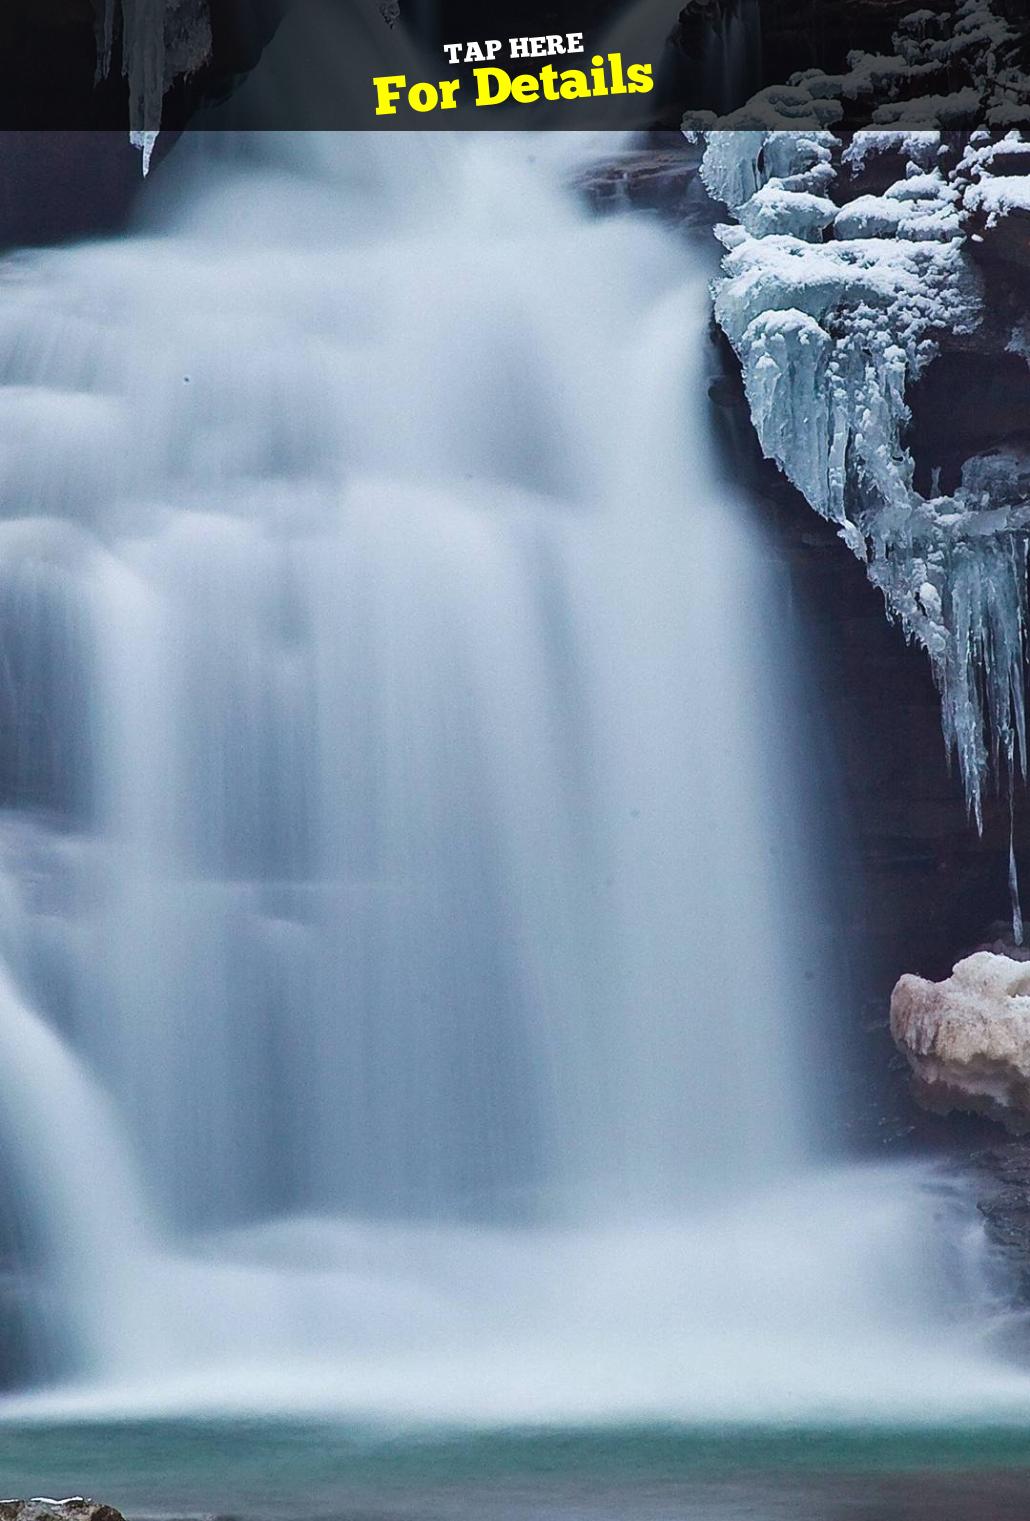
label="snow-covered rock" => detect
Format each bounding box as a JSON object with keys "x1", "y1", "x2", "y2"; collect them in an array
[
  {"x1": 739, "y1": 183, "x2": 837, "y2": 241},
  {"x1": 975, "y1": 186, "x2": 1030, "y2": 231},
  {"x1": 684, "y1": 0, "x2": 1028, "y2": 132},
  {"x1": 891, "y1": 952, "x2": 1030, "y2": 1127},
  {"x1": 832, "y1": 193, "x2": 908, "y2": 239},
  {"x1": 0, "y1": 1504, "x2": 125, "y2": 1521}
]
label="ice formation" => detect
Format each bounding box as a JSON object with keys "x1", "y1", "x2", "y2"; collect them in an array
[
  {"x1": 97, "y1": 0, "x2": 404, "y2": 167},
  {"x1": 699, "y1": 122, "x2": 1030, "y2": 860},
  {"x1": 96, "y1": 0, "x2": 213, "y2": 170}
]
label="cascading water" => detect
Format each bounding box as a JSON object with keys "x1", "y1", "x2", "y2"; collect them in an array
[{"x1": 0, "y1": 129, "x2": 1028, "y2": 1423}]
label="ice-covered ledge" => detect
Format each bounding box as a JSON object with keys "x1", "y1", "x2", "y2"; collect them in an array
[{"x1": 696, "y1": 123, "x2": 1030, "y2": 835}]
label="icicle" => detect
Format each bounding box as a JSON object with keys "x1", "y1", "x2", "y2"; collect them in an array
[
  {"x1": 95, "y1": 0, "x2": 117, "y2": 82},
  {"x1": 95, "y1": 1, "x2": 213, "y2": 172},
  {"x1": 130, "y1": 129, "x2": 159, "y2": 177},
  {"x1": 1010, "y1": 795, "x2": 1024, "y2": 946}
]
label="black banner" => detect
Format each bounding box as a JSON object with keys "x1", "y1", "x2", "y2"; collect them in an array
[{"x1": 1, "y1": 0, "x2": 1028, "y2": 131}]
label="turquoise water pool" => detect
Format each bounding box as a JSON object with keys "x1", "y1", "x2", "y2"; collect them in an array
[{"x1": 2, "y1": 1421, "x2": 1030, "y2": 1519}]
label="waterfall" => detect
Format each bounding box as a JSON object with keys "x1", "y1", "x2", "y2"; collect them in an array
[{"x1": 0, "y1": 131, "x2": 1027, "y2": 1424}]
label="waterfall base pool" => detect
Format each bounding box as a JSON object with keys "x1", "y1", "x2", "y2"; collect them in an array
[{"x1": 3, "y1": 1421, "x2": 1030, "y2": 1520}]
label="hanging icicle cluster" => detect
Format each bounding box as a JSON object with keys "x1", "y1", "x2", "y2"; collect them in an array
[
  {"x1": 701, "y1": 127, "x2": 1030, "y2": 938},
  {"x1": 95, "y1": 0, "x2": 213, "y2": 172},
  {"x1": 701, "y1": 129, "x2": 1030, "y2": 837}
]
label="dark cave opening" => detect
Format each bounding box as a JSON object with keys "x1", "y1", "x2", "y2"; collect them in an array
[{"x1": 907, "y1": 349, "x2": 1030, "y2": 499}]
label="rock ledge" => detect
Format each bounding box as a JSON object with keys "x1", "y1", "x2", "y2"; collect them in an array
[{"x1": 891, "y1": 951, "x2": 1030, "y2": 1129}]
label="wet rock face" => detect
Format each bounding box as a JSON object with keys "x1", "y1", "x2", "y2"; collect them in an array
[
  {"x1": 907, "y1": 350, "x2": 1030, "y2": 498},
  {"x1": 891, "y1": 953, "x2": 1030, "y2": 1129},
  {"x1": 975, "y1": 1140, "x2": 1030, "y2": 1249},
  {"x1": 0, "y1": 1, "x2": 107, "y2": 130},
  {"x1": 0, "y1": 133, "x2": 153, "y2": 250},
  {"x1": 0, "y1": 1504, "x2": 125, "y2": 1521}
]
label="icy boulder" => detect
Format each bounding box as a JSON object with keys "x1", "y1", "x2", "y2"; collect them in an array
[
  {"x1": 891, "y1": 952, "x2": 1030, "y2": 1128},
  {"x1": 833, "y1": 172, "x2": 961, "y2": 241}
]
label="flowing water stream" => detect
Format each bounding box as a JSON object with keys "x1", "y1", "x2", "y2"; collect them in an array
[{"x1": 0, "y1": 130, "x2": 1027, "y2": 1429}]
